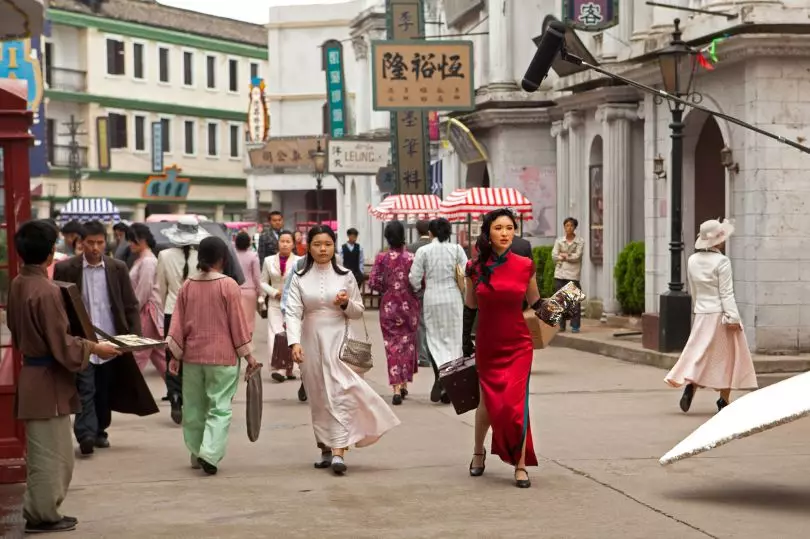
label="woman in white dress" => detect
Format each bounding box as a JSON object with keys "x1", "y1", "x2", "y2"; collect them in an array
[
  {"x1": 409, "y1": 218, "x2": 467, "y2": 404},
  {"x1": 285, "y1": 225, "x2": 400, "y2": 475},
  {"x1": 260, "y1": 230, "x2": 301, "y2": 383}
]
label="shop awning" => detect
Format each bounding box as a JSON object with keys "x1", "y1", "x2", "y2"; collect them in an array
[
  {"x1": 440, "y1": 188, "x2": 533, "y2": 219},
  {"x1": 0, "y1": 0, "x2": 44, "y2": 40},
  {"x1": 368, "y1": 194, "x2": 442, "y2": 221},
  {"x1": 58, "y1": 198, "x2": 121, "y2": 224}
]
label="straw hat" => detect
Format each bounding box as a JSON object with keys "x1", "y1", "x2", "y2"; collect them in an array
[
  {"x1": 161, "y1": 215, "x2": 211, "y2": 247},
  {"x1": 694, "y1": 218, "x2": 735, "y2": 250}
]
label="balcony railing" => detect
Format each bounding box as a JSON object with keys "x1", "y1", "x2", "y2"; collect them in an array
[
  {"x1": 49, "y1": 144, "x2": 88, "y2": 168},
  {"x1": 46, "y1": 67, "x2": 87, "y2": 93}
]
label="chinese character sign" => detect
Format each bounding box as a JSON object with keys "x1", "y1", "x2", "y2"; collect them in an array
[
  {"x1": 0, "y1": 36, "x2": 48, "y2": 177},
  {"x1": 323, "y1": 40, "x2": 347, "y2": 139},
  {"x1": 143, "y1": 165, "x2": 191, "y2": 199},
  {"x1": 562, "y1": 0, "x2": 618, "y2": 32},
  {"x1": 247, "y1": 136, "x2": 327, "y2": 173},
  {"x1": 247, "y1": 78, "x2": 270, "y2": 143},
  {"x1": 372, "y1": 40, "x2": 474, "y2": 112}
]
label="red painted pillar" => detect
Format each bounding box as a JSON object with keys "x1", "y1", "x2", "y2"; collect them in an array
[{"x1": 0, "y1": 79, "x2": 33, "y2": 484}]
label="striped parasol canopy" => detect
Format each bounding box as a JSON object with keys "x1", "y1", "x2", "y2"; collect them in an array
[
  {"x1": 57, "y1": 198, "x2": 121, "y2": 224},
  {"x1": 439, "y1": 188, "x2": 533, "y2": 220},
  {"x1": 368, "y1": 194, "x2": 442, "y2": 221}
]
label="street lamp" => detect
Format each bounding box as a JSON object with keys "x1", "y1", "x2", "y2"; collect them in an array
[
  {"x1": 310, "y1": 140, "x2": 327, "y2": 224},
  {"x1": 46, "y1": 183, "x2": 57, "y2": 218},
  {"x1": 657, "y1": 18, "x2": 699, "y2": 352}
]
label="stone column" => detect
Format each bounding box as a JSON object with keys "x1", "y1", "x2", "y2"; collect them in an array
[
  {"x1": 551, "y1": 120, "x2": 569, "y2": 236},
  {"x1": 351, "y1": 35, "x2": 370, "y2": 134},
  {"x1": 596, "y1": 103, "x2": 637, "y2": 315},
  {"x1": 564, "y1": 111, "x2": 584, "y2": 222},
  {"x1": 619, "y1": 0, "x2": 634, "y2": 43},
  {"x1": 214, "y1": 204, "x2": 225, "y2": 222},
  {"x1": 487, "y1": 0, "x2": 515, "y2": 90},
  {"x1": 632, "y1": 0, "x2": 653, "y2": 40},
  {"x1": 133, "y1": 203, "x2": 147, "y2": 222}
]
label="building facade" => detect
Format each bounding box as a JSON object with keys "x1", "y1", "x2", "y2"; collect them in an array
[
  {"x1": 433, "y1": 0, "x2": 810, "y2": 352},
  {"x1": 33, "y1": 0, "x2": 268, "y2": 221}
]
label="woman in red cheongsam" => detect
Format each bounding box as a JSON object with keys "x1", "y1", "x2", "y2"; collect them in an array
[{"x1": 464, "y1": 208, "x2": 543, "y2": 488}]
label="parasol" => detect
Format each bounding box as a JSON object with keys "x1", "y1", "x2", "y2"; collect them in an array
[
  {"x1": 114, "y1": 222, "x2": 245, "y2": 285},
  {"x1": 660, "y1": 371, "x2": 810, "y2": 465},
  {"x1": 368, "y1": 194, "x2": 442, "y2": 221},
  {"x1": 439, "y1": 188, "x2": 533, "y2": 220}
]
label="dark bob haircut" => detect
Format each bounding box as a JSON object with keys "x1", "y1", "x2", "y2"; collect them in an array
[
  {"x1": 563, "y1": 217, "x2": 579, "y2": 229},
  {"x1": 197, "y1": 236, "x2": 229, "y2": 272},
  {"x1": 384, "y1": 221, "x2": 406, "y2": 249},
  {"x1": 428, "y1": 218, "x2": 452, "y2": 243},
  {"x1": 15, "y1": 219, "x2": 59, "y2": 265},
  {"x1": 235, "y1": 231, "x2": 252, "y2": 251}
]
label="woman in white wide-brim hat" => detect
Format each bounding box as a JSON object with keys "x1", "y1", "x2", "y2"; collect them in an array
[
  {"x1": 665, "y1": 218, "x2": 758, "y2": 413},
  {"x1": 157, "y1": 216, "x2": 211, "y2": 424}
]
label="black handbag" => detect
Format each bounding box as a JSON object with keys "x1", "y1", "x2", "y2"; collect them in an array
[{"x1": 439, "y1": 356, "x2": 480, "y2": 415}]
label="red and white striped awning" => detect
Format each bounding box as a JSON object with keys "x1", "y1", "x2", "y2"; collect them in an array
[
  {"x1": 368, "y1": 194, "x2": 442, "y2": 221},
  {"x1": 440, "y1": 188, "x2": 533, "y2": 219}
]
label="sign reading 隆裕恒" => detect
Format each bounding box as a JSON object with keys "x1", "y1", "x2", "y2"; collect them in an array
[
  {"x1": 327, "y1": 139, "x2": 391, "y2": 175},
  {"x1": 372, "y1": 40, "x2": 475, "y2": 111},
  {"x1": 323, "y1": 40, "x2": 347, "y2": 138},
  {"x1": 562, "y1": 0, "x2": 618, "y2": 32}
]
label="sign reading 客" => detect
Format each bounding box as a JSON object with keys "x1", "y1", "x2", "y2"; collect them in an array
[
  {"x1": 247, "y1": 78, "x2": 270, "y2": 143},
  {"x1": 327, "y1": 139, "x2": 391, "y2": 175},
  {"x1": 247, "y1": 136, "x2": 327, "y2": 174},
  {"x1": 323, "y1": 40, "x2": 347, "y2": 138},
  {"x1": 372, "y1": 40, "x2": 474, "y2": 111},
  {"x1": 562, "y1": 0, "x2": 619, "y2": 32}
]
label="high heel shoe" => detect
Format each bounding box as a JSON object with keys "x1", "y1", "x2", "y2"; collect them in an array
[
  {"x1": 716, "y1": 397, "x2": 729, "y2": 412},
  {"x1": 469, "y1": 451, "x2": 486, "y2": 477},
  {"x1": 680, "y1": 383, "x2": 695, "y2": 413},
  {"x1": 514, "y1": 468, "x2": 531, "y2": 488}
]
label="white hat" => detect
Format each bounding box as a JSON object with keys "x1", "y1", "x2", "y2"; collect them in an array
[
  {"x1": 161, "y1": 215, "x2": 211, "y2": 246},
  {"x1": 695, "y1": 218, "x2": 735, "y2": 250}
]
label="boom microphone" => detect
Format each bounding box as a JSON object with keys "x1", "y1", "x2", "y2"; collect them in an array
[{"x1": 521, "y1": 20, "x2": 567, "y2": 93}]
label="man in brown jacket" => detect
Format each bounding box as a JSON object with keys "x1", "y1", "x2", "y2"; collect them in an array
[
  {"x1": 53, "y1": 220, "x2": 157, "y2": 456},
  {"x1": 8, "y1": 220, "x2": 120, "y2": 534}
]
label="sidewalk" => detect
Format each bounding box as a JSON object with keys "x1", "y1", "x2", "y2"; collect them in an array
[{"x1": 552, "y1": 319, "x2": 810, "y2": 374}]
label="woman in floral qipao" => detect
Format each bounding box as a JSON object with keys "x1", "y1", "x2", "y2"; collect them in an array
[{"x1": 369, "y1": 221, "x2": 420, "y2": 405}]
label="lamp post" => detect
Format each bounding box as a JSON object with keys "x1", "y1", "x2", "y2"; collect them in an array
[
  {"x1": 657, "y1": 18, "x2": 699, "y2": 352},
  {"x1": 310, "y1": 140, "x2": 327, "y2": 224},
  {"x1": 46, "y1": 183, "x2": 57, "y2": 218}
]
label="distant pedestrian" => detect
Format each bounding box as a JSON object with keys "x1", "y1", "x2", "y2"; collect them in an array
[
  {"x1": 260, "y1": 230, "x2": 301, "y2": 382},
  {"x1": 257, "y1": 211, "x2": 284, "y2": 264},
  {"x1": 665, "y1": 219, "x2": 757, "y2": 413},
  {"x1": 59, "y1": 220, "x2": 83, "y2": 255},
  {"x1": 293, "y1": 230, "x2": 307, "y2": 256},
  {"x1": 408, "y1": 218, "x2": 467, "y2": 404},
  {"x1": 551, "y1": 217, "x2": 584, "y2": 332},
  {"x1": 167, "y1": 236, "x2": 258, "y2": 475},
  {"x1": 127, "y1": 223, "x2": 166, "y2": 376},
  {"x1": 369, "y1": 221, "x2": 420, "y2": 405},
  {"x1": 340, "y1": 227, "x2": 365, "y2": 286},
  {"x1": 234, "y1": 231, "x2": 262, "y2": 337},
  {"x1": 285, "y1": 225, "x2": 400, "y2": 474},
  {"x1": 407, "y1": 220, "x2": 431, "y2": 368},
  {"x1": 9, "y1": 220, "x2": 120, "y2": 534}
]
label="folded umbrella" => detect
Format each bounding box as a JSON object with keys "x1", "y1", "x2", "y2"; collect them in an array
[
  {"x1": 660, "y1": 371, "x2": 810, "y2": 465},
  {"x1": 246, "y1": 363, "x2": 263, "y2": 442}
]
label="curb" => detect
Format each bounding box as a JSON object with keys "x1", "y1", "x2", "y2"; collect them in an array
[{"x1": 551, "y1": 333, "x2": 810, "y2": 374}]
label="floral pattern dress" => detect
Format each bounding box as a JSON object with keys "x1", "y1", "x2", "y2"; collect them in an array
[{"x1": 369, "y1": 247, "x2": 420, "y2": 386}]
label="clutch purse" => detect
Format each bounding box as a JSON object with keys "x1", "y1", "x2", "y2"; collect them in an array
[
  {"x1": 339, "y1": 316, "x2": 373, "y2": 374},
  {"x1": 536, "y1": 281, "x2": 586, "y2": 326},
  {"x1": 439, "y1": 356, "x2": 480, "y2": 415},
  {"x1": 245, "y1": 363, "x2": 263, "y2": 442},
  {"x1": 523, "y1": 311, "x2": 560, "y2": 349},
  {"x1": 257, "y1": 298, "x2": 268, "y2": 319},
  {"x1": 271, "y1": 332, "x2": 293, "y2": 371}
]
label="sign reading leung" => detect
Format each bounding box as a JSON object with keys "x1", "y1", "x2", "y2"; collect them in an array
[{"x1": 327, "y1": 139, "x2": 391, "y2": 175}]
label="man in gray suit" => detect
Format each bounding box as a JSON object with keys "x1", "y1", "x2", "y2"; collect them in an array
[{"x1": 407, "y1": 220, "x2": 431, "y2": 367}]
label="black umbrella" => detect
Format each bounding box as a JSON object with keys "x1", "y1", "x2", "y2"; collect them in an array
[{"x1": 115, "y1": 222, "x2": 245, "y2": 285}]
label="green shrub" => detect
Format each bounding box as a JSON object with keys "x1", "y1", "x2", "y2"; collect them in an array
[
  {"x1": 532, "y1": 246, "x2": 555, "y2": 298},
  {"x1": 614, "y1": 241, "x2": 645, "y2": 315}
]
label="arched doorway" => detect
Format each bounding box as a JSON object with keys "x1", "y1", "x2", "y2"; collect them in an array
[{"x1": 683, "y1": 112, "x2": 727, "y2": 258}]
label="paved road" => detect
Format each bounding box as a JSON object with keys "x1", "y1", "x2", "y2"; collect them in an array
[{"x1": 60, "y1": 314, "x2": 807, "y2": 538}]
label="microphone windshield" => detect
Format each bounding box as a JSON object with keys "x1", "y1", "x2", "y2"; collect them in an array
[{"x1": 521, "y1": 21, "x2": 567, "y2": 93}]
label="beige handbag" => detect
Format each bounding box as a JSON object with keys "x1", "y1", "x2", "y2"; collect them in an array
[
  {"x1": 454, "y1": 245, "x2": 466, "y2": 296},
  {"x1": 339, "y1": 315, "x2": 373, "y2": 374}
]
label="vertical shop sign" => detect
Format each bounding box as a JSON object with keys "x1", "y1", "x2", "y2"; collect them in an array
[{"x1": 323, "y1": 40, "x2": 347, "y2": 138}]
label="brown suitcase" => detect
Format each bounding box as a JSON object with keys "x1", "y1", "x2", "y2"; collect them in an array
[
  {"x1": 439, "y1": 356, "x2": 480, "y2": 415},
  {"x1": 524, "y1": 311, "x2": 560, "y2": 350},
  {"x1": 271, "y1": 331, "x2": 293, "y2": 371}
]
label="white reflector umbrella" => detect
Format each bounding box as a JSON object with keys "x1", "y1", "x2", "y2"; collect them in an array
[{"x1": 660, "y1": 371, "x2": 810, "y2": 466}]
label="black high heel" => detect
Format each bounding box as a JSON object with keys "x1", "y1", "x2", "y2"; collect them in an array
[
  {"x1": 680, "y1": 383, "x2": 695, "y2": 413},
  {"x1": 400, "y1": 386, "x2": 408, "y2": 399},
  {"x1": 514, "y1": 467, "x2": 531, "y2": 488},
  {"x1": 716, "y1": 397, "x2": 729, "y2": 412},
  {"x1": 469, "y1": 451, "x2": 486, "y2": 477}
]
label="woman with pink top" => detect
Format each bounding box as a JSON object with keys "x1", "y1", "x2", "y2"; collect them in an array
[
  {"x1": 234, "y1": 231, "x2": 262, "y2": 336},
  {"x1": 167, "y1": 236, "x2": 258, "y2": 475},
  {"x1": 127, "y1": 223, "x2": 166, "y2": 376}
]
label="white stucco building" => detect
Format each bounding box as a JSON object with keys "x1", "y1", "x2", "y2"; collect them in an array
[
  {"x1": 433, "y1": 0, "x2": 810, "y2": 353},
  {"x1": 34, "y1": 0, "x2": 268, "y2": 221}
]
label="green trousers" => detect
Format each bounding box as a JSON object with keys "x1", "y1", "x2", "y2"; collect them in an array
[{"x1": 182, "y1": 362, "x2": 240, "y2": 466}]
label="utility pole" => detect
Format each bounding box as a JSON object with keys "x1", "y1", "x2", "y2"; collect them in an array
[{"x1": 60, "y1": 115, "x2": 86, "y2": 197}]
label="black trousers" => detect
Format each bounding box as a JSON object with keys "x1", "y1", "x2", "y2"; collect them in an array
[
  {"x1": 74, "y1": 361, "x2": 112, "y2": 443},
  {"x1": 164, "y1": 314, "x2": 183, "y2": 403},
  {"x1": 554, "y1": 278, "x2": 582, "y2": 329}
]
